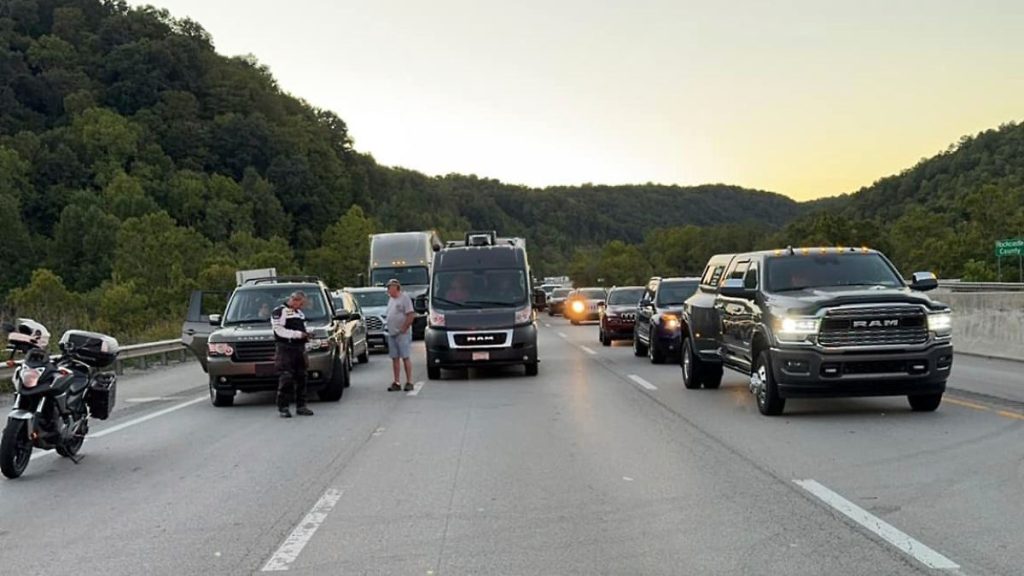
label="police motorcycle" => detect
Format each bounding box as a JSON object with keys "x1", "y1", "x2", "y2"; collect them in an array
[{"x1": 0, "y1": 319, "x2": 119, "y2": 479}]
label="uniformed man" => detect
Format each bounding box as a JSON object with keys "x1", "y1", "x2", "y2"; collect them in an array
[{"x1": 271, "y1": 291, "x2": 314, "y2": 418}]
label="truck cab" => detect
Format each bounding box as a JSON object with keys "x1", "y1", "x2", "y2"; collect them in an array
[{"x1": 368, "y1": 231, "x2": 443, "y2": 339}]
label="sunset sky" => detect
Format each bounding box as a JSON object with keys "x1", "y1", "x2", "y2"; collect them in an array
[{"x1": 144, "y1": 0, "x2": 1023, "y2": 201}]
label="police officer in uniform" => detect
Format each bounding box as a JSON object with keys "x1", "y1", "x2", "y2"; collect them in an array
[{"x1": 271, "y1": 291, "x2": 314, "y2": 418}]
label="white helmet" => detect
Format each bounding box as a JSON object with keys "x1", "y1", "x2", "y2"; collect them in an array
[{"x1": 8, "y1": 319, "x2": 50, "y2": 349}]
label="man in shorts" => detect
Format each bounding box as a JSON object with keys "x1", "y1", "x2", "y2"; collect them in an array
[{"x1": 385, "y1": 279, "x2": 416, "y2": 391}]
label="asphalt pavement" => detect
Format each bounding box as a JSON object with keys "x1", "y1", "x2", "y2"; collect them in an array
[{"x1": 0, "y1": 320, "x2": 1021, "y2": 575}]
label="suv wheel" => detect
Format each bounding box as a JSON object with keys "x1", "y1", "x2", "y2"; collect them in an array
[
  {"x1": 357, "y1": 343, "x2": 369, "y2": 364},
  {"x1": 319, "y1": 356, "x2": 347, "y2": 402},
  {"x1": 209, "y1": 376, "x2": 235, "y2": 407},
  {"x1": 649, "y1": 336, "x2": 666, "y2": 364},
  {"x1": 752, "y1": 351, "x2": 785, "y2": 416},
  {"x1": 908, "y1": 393, "x2": 943, "y2": 412},
  {"x1": 633, "y1": 330, "x2": 648, "y2": 357}
]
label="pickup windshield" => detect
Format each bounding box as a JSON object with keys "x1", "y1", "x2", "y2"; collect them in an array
[
  {"x1": 766, "y1": 253, "x2": 903, "y2": 292},
  {"x1": 608, "y1": 288, "x2": 644, "y2": 305},
  {"x1": 656, "y1": 282, "x2": 698, "y2": 306},
  {"x1": 370, "y1": 267, "x2": 429, "y2": 287},
  {"x1": 223, "y1": 287, "x2": 328, "y2": 325},
  {"x1": 432, "y1": 269, "x2": 527, "y2": 309}
]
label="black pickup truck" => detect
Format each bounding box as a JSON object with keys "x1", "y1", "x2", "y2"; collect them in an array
[{"x1": 680, "y1": 248, "x2": 953, "y2": 416}]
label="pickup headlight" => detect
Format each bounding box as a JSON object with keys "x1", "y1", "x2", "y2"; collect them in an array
[
  {"x1": 515, "y1": 306, "x2": 533, "y2": 324},
  {"x1": 207, "y1": 342, "x2": 234, "y2": 357},
  {"x1": 776, "y1": 316, "x2": 819, "y2": 343},
  {"x1": 928, "y1": 311, "x2": 952, "y2": 336},
  {"x1": 305, "y1": 338, "x2": 331, "y2": 352}
]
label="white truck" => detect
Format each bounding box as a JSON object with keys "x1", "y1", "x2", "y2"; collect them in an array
[{"x1": 367, "y1": 232, "x2": 443, "y2": 339}]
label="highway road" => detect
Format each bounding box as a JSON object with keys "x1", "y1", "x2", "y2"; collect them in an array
[{"x1": 1, "y1": 319, "x2": 1022, "y2": 575}]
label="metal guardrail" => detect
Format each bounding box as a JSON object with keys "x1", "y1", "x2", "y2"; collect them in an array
[
  {"x1": 1, "y1": 339, "x2": 188, "y2": 382},
  {"x1": 937, "y1": 281, "x2": 1024, "y2": 293}
]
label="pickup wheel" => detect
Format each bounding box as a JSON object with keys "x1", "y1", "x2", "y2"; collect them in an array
[
  {"x1": 209, "y1": 376, "x2": 235, "y2": 407},
  {"x1": 702, "y1": 365, "x2": 723, "y2": 390},
  {"x1": 752, "y1": 351, "x2": 785, "y2": 416},
  {"x1": 681, "y1": 337, "x2": 701, "y2": 390},
  {"x1": 633, "y1": 330, "x2": 648, "y2": 357},
  {"x1": 908, "y1": 393, "x2": 943, "y2": 412}
]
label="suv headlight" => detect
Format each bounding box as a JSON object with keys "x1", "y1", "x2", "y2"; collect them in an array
[
  {"x1": 928, "y1": 311, "x2": 952, "y2": 336},
  {"x1": 661, "y1": 314, "x2": 680, "y2": 331},
  {"x1": 208, "y1": 342, "x2": 234, "y2": 357},
  {"x1": 305, "y1": 338, "x2": 330, "y2": 352},
  {"x1": 776, "y1": 316, "x2": 819, "y2": 343},
  {"x1": 515, "y1": 306, "x2": 533, "y2": 324}
]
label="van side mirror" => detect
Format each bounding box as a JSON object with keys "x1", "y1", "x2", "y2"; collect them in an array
[
  {"x1": 209, "y1": 314, "x2": 222, "y2": 326},
  {"x1": 910, "y1": 272, "x2": 938, "y2": 292},
  {"x1": 719, "y1": 279, "x2": 755, "y2": 299},
  {"x1": 414, "y1": 295, "x2": 428, "y2": 314}
]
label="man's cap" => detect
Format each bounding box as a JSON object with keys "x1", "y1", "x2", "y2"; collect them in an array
[{"x1": 386, "y1": 278, "x2": 401, "y2": 287}]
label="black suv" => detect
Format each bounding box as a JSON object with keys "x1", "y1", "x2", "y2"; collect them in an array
[
  {"x1": 633, "y1": 277, "x2": 700, "y2": 364},
  {"x1": 680, "y1": 248, "x2": 953, "y2": 416}
]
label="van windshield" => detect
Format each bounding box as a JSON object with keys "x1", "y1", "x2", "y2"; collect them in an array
[
  {"x1": 432, "y1": 269, "x2": 528, "y2": 309},
  {"x1": 370, "y1": 267, "x2": 429, "y2": 287},
  {"x1": 224, "y1": 287, "x2": 328, "y2": 325}
]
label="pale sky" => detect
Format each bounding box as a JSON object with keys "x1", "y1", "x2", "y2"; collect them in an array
[{"x1": 143, "y1": 0, "x2": 1023, "y2": 201}]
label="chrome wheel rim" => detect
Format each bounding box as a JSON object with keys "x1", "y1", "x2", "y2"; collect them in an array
[
  {"x1": 753, "y1": 364, "x2": 768, "y2": 406},
  {"x1": 683, "y1": 345, "x2": 692, "y2": 381}
]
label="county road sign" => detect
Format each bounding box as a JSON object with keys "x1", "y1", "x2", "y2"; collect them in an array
[{"x1": 995, "y1": 238, "x2": 1024, "y2": 257}]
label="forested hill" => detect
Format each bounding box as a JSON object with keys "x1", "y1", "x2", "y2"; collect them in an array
[{"x1": 0, "y1": 0, "x2": 799, "y2": 305}]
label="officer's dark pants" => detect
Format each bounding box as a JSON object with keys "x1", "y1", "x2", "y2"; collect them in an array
[{"x1": 276, "y1": 343, "x2": 308, "y2": 410}]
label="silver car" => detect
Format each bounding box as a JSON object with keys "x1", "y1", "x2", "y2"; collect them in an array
[{"x1": 346, "y1": 287, "x2": 390, "y2": 351}]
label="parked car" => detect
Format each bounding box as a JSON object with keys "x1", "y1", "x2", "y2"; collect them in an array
[
  {"x1": 547, "y1": 287, "x2": 573, "y2": 316},
  {"x1": 599, "y1": 286, "x2": 645, "y2": 345},
  {"x1": 565, "y1": 287, "x2": 608, "y2": 325},
  {"x1": 181, "y1": 276, "x2": 350, "y2": 406},
  {"x1": 347, "y1": 287, "x2": 389, "y2": 352},
  {"x1": 634, "y1": 277, "x2": 700, "y2": 363},
  {"x1": 680, "y1": 247, "x2": 953, "y2": 415},
  {"x1": 331, "y1": 290, "x2": 370, "y2": 368}
]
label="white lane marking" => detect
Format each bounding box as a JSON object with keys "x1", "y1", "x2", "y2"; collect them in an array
[
  {"x1": 91, "y1": 396, "x2": 206, "y2": 439},
  {"x1": 407, "y1": 381, "x2": 425, "y2": 396},
  {"x1": 262, "y1": 488, "x2": 344, "y2": 572},
  {"x1": 628, "y1": 374, "x2": 658, "y2": 391},
  {"x1": 557, "y1": 332, "x2": 567, "y2": 339},
  {"x1": 795, "y1": 479, "x2": 960, "y2": 570},
  {"x1": 623, "y1": 476, "x2": 634, "y2": 482},
  {"x1": 371, "y1": 427, "x2": 386, "y2": 437},
  {"x1": 580, "y1": 345, "x2": 597, "y2": 356},
  {"x1": 543, "y1": 323, "x2": 551, "y2": 328},
  {"x1": 125, "y1": 396, "x2": 185, "y2": 403}
]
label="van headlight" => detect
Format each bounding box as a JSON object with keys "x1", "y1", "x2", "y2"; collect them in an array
[
  {"x1": 928, "y1": 311, "x2": 952, "y2": 336},
  {"x1": 515, "y1": 306, "x2": 533, "y2": 324},
  {"x1": 776, "y1": 316, "x2": 819, "y2": 343},
  {"x1": 429, "y1": 310, "x2": 445, "y2": 327}
]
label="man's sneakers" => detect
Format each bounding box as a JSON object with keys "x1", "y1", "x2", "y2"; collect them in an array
[
  {"x1": 279, "y1": 408, "x2": 292, "y2": 418},
  {"x1": 388, "y1": 382, "x2": 401, "y2": 392},
  {"x1": 296, "y1": 406, "x2": 314, "y2": 416},
  {"x1": 404, "y1": 382, "x2": 414, "y2": 392}
]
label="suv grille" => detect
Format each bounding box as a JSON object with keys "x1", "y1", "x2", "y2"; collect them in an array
[
  {"x1": 818, "y1": 306, "x2": 928, "y2": 348},
  {"x1": 232, "y1": 341, "x2": 277, "y2": 362},
  {"x1": 366, "y1": 316, "x2": 384, "y2": 332}
]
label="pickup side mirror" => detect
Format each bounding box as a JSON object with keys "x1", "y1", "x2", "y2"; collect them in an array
[
  {"x1": 209, "y1": 314, "x2": 222, "y2": 326},
  {"x1": 413, "y1": 294, "x2": 428, "y2": 314},
  {"x1": 532, "y1": 288, "x2": 547, "y2": 310},
  {"x1": 719, "y1": 279, "x2": 756, "y2": 300},
  {"x1": 910, "y1": 272, "x2": 938, "y2": 292},
  {"x1": 349, "y1": 312, "x2": 362, "y2": 321}
]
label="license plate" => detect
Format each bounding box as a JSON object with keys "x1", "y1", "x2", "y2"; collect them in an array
[
  {"x1": 472, "y1": 352, "x2": 490, "y2": 361},
  {"x1": 255, "y1": 363, "x2": 276, "y2": 376}
]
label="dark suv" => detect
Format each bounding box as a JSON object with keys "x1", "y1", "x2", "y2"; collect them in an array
[
  {"x1": 633, "y1": 277, "x2": 700, "y2": 363},
  {"x1": 182, "y1": 276, "x2": 351, "y2": 406},
  {"x1": 599, "y1": 286, "x2": 644, "y2": 346},
  {"x1": 680, "y1": 248, "x2": 953, "y2": 415}
]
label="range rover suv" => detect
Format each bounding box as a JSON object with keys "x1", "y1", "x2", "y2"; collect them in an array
[
  {"x1": 182, "y1": 276, "x2": 351, "y2": 406},
  {"x1": 680, "y1": 247, "x2": 953, "y2": 415}
]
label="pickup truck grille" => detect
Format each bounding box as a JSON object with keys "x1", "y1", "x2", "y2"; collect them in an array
[
  {"x1": 232, "y1": 341, "x2": 277, "y2": 362},
  {"x1": 365, "y1": 316, "x2": 385, "y2": 332},
  {"x1": 818, "y1": 306, "x2": 928, "y2": 348}
]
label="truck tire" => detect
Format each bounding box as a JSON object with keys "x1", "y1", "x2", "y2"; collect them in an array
[
  {"x1": 319, "y1": 357, "x2": 347, "y2": 402},
  {"x1": 681, "y1": 337, "x2": 701, "y2": 390},
  {"x1": 427, "y1": 366, "x2": 441, "y2": 380},
  {"x1": 633, "y1": 331, "x2": 648, "y2": 357},
  {"x1": 702, "y1": 365, "x2": 724, "y2": 390},
  {"x1": 525, "y1": 362, "x2": 538, "y2": 376},
  {"x1": 209, "y1": 377, "x2": 235, "y2": 407},
  {"x1": 908, "y1": 393, "x2": 942, "y2": 412},
  {"x1": 753, "y1": 351, "x2": 785, "y2": 416}
]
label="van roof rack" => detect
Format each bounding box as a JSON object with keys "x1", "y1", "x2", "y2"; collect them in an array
[{"x1": 244, "y1": 275, "x2": 322, "y2": 286}]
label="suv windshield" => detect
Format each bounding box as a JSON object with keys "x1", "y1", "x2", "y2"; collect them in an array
[
  {"x1": 224, "y1": 286, "x2": 328, "y2": 325},
  {"x1": 579, "y1": 288, "x2": 607, "y2": 300},
  {"x1": 432, "y1": 269, "x2": 527, "y2": 309},
  {"x1": 351, "y1": 291, "x2": 389, "y2": 308},
  {"x1": 766, "y1": 253, "x2": 903, "y2": 292},
  {"x1": 608, "y1": 288, "x2": 644, "y2": 305},
  {"x1": 370, "y1": 267, "x2": 429, "y2": 287},
  {"x1": 657, "y1": 282, "x2": 698, "y2": 306}
]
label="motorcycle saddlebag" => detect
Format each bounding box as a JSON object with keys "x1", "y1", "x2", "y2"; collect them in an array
[{"x1": 87, "y1": 372, "x2": 117, "y2": 420}]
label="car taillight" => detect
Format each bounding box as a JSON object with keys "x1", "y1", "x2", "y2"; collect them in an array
[{"x1": 207, "y1": 343, "x2": 234, "y2": 357}]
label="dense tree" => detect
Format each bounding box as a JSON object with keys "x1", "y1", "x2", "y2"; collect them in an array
[{"x1": 305, "y1": 205, "x2": 376, "y2": 288}]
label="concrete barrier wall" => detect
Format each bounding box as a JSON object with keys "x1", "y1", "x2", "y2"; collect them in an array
[{"x1": 936, "y1": 291, "x2": 1024, "y2": 361}]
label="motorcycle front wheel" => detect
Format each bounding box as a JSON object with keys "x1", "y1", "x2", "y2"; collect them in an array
[{"x1": 1, "y1": 420, "x2": 33, "y2": 479}]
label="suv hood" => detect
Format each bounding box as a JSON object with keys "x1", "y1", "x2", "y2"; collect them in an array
[
  {"x1": 768, "y1": 286, "x2": 947, "y2": 315},
  {"x1": 209, "y1": 322, "x2": 332, "y2": 342},
  {"x1": 438, "y1": 307, "x2": 524, "y2": 330}
]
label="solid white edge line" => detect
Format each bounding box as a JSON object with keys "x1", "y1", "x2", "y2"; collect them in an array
[
  {"x1": 794, "y1": 479, "x2": 960, "y2": 570},
  {"x1": 580, "y1": 345, "x2": 597, "y2": 356},
  {"x1": 262, "y1": 488, "x2": 344, "y2": 572},
  {"x1": 407, "y1": 381, "x2": 425, "y2": 396},
  {"x1": 628, "y1": 375, "x2": 658, "y2": 391},
  {"x1": 91, "y1": 396, "x2": 207, "y2": 439}
]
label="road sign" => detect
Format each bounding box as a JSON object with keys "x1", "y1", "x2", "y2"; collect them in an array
[{"x1": 995, "y1": 238, "x2": 1024, "y2": 257}]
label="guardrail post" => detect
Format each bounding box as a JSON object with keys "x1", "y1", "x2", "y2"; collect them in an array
[
  {"x1": 116, "y1": 360, "x2": 123, "y2": 376},
  {"x1": 139, "y1": 356, "x2": 148, "y2": 370},
  {"x1": 161, "y1": 352, "x2": 168, "y2": 366}
]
